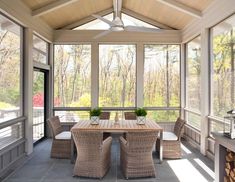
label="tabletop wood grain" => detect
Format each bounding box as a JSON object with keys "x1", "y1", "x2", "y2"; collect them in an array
[{"x1": 71, "y1": 120, "x2": 163, "y2": 132}]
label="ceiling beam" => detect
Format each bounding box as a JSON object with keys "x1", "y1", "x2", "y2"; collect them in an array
[
  {"x1": 122, "y1": 8, "x2": 173, "y2": 30},
  {"x1": 156, "y1": 0, "x2": 202, "y2": 19},
  {"x1": 32, "y1": 0, "x2": 78, "y2": 17},
  {"x1": 60, "y1": 8, "x2": 113, "y2": 30}
]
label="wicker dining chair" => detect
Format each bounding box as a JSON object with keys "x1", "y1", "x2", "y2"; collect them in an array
[
  {"x1": 100, "y1": 112, "x2": 111, "y2": 139},
  {"x1": 124, "y1": 112, "x2": 136, "y2": 120},
  {"x1": 72, "y1": 130, "x2": 112, "y2": 179},
  {"x1": 119, "y1": 131, "x2": 158, "y2": 179},
  {"x1": 156, "y1": 117, "x2": 186, "y2": 159},
  {"x1": 99, "y1": 112, "x2": 110, "y2": 120},
  {"x1": 47, "y1": 116, "x2": 71, "y2": 159}
]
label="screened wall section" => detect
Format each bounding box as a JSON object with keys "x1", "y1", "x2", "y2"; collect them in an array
[
  {"x1": 144, "y1": 45, "x2": 180, "y2": 122},
  {"x1": 209, "y1": 14, "x2": 235, "y2": 135},
  {"x1": 185, "y1": 36, "x2": 202, "y2": 130},
  {"x1": 0, "y1": 14, "x2": 24, "y2": 149},
  {"x1": 53, "y1": 44, "x2": 180, "y2": 122},
  {"x1": 53, "y1": 45, "x2": 91, "y2": 122}
]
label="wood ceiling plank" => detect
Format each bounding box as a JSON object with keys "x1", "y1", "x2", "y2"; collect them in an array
[
  {"x1": 175, "y1": 0, "x2": 214, "y2": 11},
  {"x1": 22, "y1": 0, "x2": 214, "y2": 30},
  {"x1": 22, "y1": 0, "x2": 57, "y2": 10},
  {"x1": 41, "y1": 0, "x2": 113, "y2": 29},
  {"x1": 32, "y1": 0, "x2": 78, "y2": 17},
  {"x1": 156, "y1": 0, "x2": 202, "y2": 18},
  {"x1": 122, "y1": 8, "x2": 173, "y2": 30},
  {"x1": 123, "y1": 0, "x2": 192, "y2": 29},
  {"x1": 61, "y1": 8, "x2": 113, "y2": 29}
]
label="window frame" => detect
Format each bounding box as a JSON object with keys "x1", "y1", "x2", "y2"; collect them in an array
[
  {"x1": 98, "y1": 43, "x2": 137, "y2": 109},
  {"x1": 53, "y1": 44, "x2": 92, "y2": 110},
  {"x1": 32, "y1": 34, "x2": 49, "y2": 65},
  {"x1": 0, "y1": 12, "x2": 25, "y2": 149},
  {"x1": 208, "y1": 13, "x2": 235, "y2": 135},
  {"x1": 0, "y1": 12, "x2": 24, "y2": 123},
  {"x1": 183, "y1": 35, "x2": 202, "y2": 130},
  {"x1": 143, "y1": 44, "x2": 181, "y2": 122},
  {"x1": 143, "y1": 44, "x2": 181, "y2": 109}
]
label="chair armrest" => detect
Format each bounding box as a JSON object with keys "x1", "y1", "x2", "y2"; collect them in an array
[
  {"x1": 102, "y1": 136, "x2": 112, "y2": 159},
  {"x1": 119, "y1": 136, "x2": 128, "y2": 154},
  {"x1": 103, "y1": 136, "x2": 112, "y2": 148},
  {"x1": 119, "y1": 136, "x2": 127, "y2": 145}
]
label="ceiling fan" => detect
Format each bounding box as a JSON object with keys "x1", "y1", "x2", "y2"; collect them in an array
[{"x1": 92, "y1": 0, "x2": 162, "y2": 39}]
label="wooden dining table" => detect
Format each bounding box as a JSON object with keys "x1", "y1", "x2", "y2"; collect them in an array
[{"x1": 70, "y1": 119, "x2": 163, "y2": 163}]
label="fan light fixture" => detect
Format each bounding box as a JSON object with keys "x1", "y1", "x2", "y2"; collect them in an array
[{"x1": 92, "y1": 0, "x2": 161, "y2": 39}]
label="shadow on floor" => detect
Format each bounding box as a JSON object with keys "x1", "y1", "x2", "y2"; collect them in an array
[{"x1": 4, "y1": 136, "x2": 214, "y2": 182}]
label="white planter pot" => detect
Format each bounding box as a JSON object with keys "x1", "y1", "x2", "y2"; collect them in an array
[
  {"x1": 137, "y1": 116, "x2": 146, "y2": 125},
  {"x1": 90, "y1": 116, "x2": 99, "y2": 125}
]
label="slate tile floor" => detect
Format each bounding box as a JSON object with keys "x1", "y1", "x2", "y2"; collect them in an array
[{"x1": 4, "y1": 136, "x2": 214, "y2": 182}]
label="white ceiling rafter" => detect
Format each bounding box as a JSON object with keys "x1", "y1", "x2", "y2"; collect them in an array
[
  {"x1": 156, "y1": 0, "x2": 202, "y2": 19},
  {"x1": 60, "y1": 8, "x2": 113, "y2": 30},
  {"x1": 32, "y1": 0, "x2": 78, "y2": 17},
  {"x1": 122, "y1": 8, "x2": 173, "y2": 30}
]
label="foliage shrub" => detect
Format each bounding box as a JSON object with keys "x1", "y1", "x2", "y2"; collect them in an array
[
  {"x1": 135, "y1": 108, "x2": 147, "y2": 116},
  {"x1": 0, "y1": 102, "x2": 14, "y2": 109},
  {"x1": 90, "y1": 107, "x2": 102, "y2": 117}
]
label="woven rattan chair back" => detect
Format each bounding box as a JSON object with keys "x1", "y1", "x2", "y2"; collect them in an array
[
  {"x1": 126, "y1": 131, "x2": 158, "y2": 152},
  {"x1": 173, "y1": 117, "x2": 185, "y2": 139},
  {"x1": 100, "y1": 112, "x2": 110, "y2": 120},
  {"x1": 47, "y1": 116, "x2": 63, "y2": 138},
  {"x1": 72, "y1": 131, "x2": 103, "y2": 160},
  {"x1": 124, "y1": 112, "x2": 136, "y2": 120}
]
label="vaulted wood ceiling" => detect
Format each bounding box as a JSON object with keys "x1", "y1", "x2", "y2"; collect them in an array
[{"x1": 22, "y1": 0, "x2": 214, "y2": 30}]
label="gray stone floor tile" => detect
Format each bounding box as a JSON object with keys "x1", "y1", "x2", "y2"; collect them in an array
[{"x1": 5, "y1": 138, "x2": 214, "y2": 182}]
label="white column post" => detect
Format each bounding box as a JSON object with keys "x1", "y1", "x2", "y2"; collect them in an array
[
  {"x1": 91, "y1": 43, "x2": 99, "y2": 108},
  {"x1": 136, "y1": 43, "x2": 144, "y2": 107},
  {"x1": 200, "y1": 28, "x2": 210, "y2": 155},
  {"x1": 24, "y1": 28, "x2": 34, "y2": 155},
  {"x1": 48, "y1": 43, "x2": 54, "y2": 118},
  {"x1": 180, "y1": 43, "x2": 186, "y2": 119}
]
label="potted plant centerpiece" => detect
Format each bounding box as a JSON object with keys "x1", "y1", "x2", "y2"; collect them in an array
[
  {"x1": 135, "y1": 108, "x2": 147, "y2": 125},
  {"x1": 90, "y1": 107, "x2": 101, "y2": 125}
]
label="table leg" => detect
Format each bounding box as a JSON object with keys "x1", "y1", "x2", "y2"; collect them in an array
[
  {"x1": 159, "y1": 131, "x2": 163, "y2": 163},
  {"x1": 71, "y1": 135, "x2": 75, "y2": 164}
]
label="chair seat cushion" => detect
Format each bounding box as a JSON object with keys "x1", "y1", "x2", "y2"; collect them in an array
[
  {"x1": 55, "y1": 131, "x2": 71, "y2": 140},
  {"x1": 163, "y1": 131, "x2": 178, "y2": 141}
]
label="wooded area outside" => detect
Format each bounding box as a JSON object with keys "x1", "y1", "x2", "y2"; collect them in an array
[
  {"x1": 0, "y1": 14, "x2": 21, "y2": 123},
  {"x1": 99, "y1": 44, "x2": 136, "y2": 107},
  {"x1": 185, "y1": 36, "x2": 201, "y2": 129},
  {"x1": 144, "y1": 45, "x2": 180, "y2": 107},
  {"x1": 54, "y1": 45, "x2": 91, "y2": 107},
  {"x1": 211, "y1": 14, "x2": 235, "y2": 119},
  {"x1": 186, "y1": 36, "x2": 201, "y2": 112},
  {"x1": 209, "y1": 14, "x2": 235, "y2": 133},
  {"x1": 53, "y1": 44, "x2": 180, "y2": 122}
]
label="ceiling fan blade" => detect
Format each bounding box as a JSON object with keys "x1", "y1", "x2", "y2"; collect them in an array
[
  {"x1": 113, "y1": 0, "x2": 122, "y2": 15},
  {"x1": 125, "y1": 25, "x2": 162, "y2": 33},
  {"x1": 93, "y1": 30, "x2": 112, "y2": 39},
  {"x1": 92, "y1": 14, "x2": 115, "y2": 26}
]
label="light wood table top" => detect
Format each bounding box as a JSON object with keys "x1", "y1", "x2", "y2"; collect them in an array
[{"x1": 71, "y1": 119, "x2": 163, "y2": 132}]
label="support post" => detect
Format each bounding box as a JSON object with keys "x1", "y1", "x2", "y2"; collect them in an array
[
  {"x1": 200, "y1": 29, "x2": 210, "y2": 155},
  {"x1": 24, "y1": 28, "x2": 34, "y2": 155},
  {"x1": 91, "y1": 43, "x2": 99, "y2": 108},
  {"x1": 136, "y1": 43, "x2": 144, "y2": 107},
  {"x1": 180, "y1": 43, "x2": 186, "y2": 119}
]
